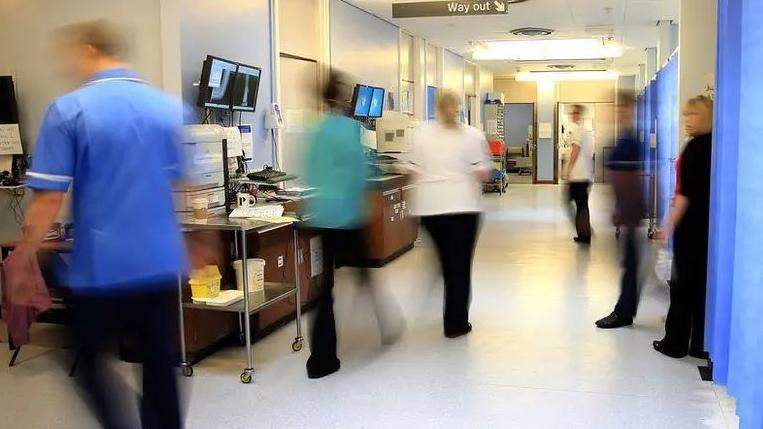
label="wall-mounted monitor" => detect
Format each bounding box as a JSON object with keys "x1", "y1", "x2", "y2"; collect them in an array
[
  {"x1": 231, "y1": 63, "x2": 261, "y2": 112},
  {"x1": 197, "y1": 55, "x2": 237, "y2": 109},
  {"x1": 368, "y1": 87, "x2": 385, "y2": 118},
  {"x1": 352, "y1": 85, "x2": 373, "y2": 117}
]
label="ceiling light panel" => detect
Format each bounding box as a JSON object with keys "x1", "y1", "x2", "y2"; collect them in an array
[
  {"x1": 472, "y1": 38, "x2": 623, "y2": 61},
  {"x1": 515, "y1": 70, "x2": 620, "y2": 82}
]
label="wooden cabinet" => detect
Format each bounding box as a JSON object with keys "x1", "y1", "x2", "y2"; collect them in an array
[{"x1": 366, "y1": 175, "x2": 418, "y2": 266}]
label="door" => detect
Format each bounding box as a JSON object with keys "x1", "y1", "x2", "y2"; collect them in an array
[
  {"x1": 504, "y1": 103, "x2": 535, "y2": 183},
  {"x1": 279, "y1": 55, "x2": 320, "y2": 181}
]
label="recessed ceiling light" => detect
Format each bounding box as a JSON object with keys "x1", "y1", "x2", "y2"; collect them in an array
[
  {"x1": 510, "y1": 27, "x2": 554, "y2": 37},
  {"x1": 548, "y1": 64, "x2": 576, "y2": 69}
]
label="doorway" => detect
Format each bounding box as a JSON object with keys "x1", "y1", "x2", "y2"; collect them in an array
[{"x1": 504, "y1": 103, "x2": 535, "y2": 184}]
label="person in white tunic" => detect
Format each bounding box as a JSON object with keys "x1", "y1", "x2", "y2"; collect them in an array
[{"x1": 409, "y1": 91, "x2": 490, "y2": 338}]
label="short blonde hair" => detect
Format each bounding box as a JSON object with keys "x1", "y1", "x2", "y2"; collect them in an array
[{"x1": 685, "y1": 95, "x2": 714, "y2": 126}]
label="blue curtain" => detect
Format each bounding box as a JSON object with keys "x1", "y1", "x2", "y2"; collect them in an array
[
  {"x1": 707, "y1": 0, "x2": 763, "y2": 428},
  {"x1": 426, "y1": 86, "x2": 437, "y2": 120},
  {"x1": 655, "y1": 55, "x2": 679, "y2": 223}
]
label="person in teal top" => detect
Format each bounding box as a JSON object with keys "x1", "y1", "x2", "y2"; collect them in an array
[
  {"x1": 304, "y1": 109, "x2": 370, "y2": 229},
  {"x1": 303, "y1": 71, "x2": 403, "y2": 379}
]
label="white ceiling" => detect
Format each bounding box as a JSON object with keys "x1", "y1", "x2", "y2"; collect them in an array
[{"x1": 343, "y1": 0, "x2": 679, "y2": 76}]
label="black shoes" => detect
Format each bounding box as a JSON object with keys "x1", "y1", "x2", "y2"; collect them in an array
[
  {"x1": 652, "y1": 340, "x2": 688, "y2": 359},
  {"x1": 445, "y1": 323, "x2": 472, "y2": 339},
  {"x1": 574, "y1": 236, "x2": 592, "y2": 245},
  {"x1": 595, "y1": 312, "x2": 633, "y2": 329},
  {"x1": 306, "y1": 356, "x2": 341, "y2": 379}
]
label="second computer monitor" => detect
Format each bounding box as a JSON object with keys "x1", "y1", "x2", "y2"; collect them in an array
[
  {"x1": 232, "y1": 63, "x2": 261, "y2": 112},
  {"x1": 353, "y1": 85, "x2": 374, "y2": 117},
  {"x1": 368, "y1": 87, "x2": 385, "y2": 118}
]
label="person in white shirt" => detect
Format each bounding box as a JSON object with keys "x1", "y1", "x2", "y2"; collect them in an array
[
  {"x1": 565, "y1": 104, "x2": 595, "y2": 244},
  {"x1": 409, "y1": 91, "x2": 490, "y2": 338}
]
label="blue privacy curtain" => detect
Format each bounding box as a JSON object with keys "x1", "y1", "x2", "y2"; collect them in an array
[
  {"x1": 707, "y1": 0, "x2": 763, "y2": 427},
  {"x1": 655, "y1": 55, "x2": 679, "y2": 223}
]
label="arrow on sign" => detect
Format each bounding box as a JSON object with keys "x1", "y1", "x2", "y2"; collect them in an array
[{"x1": 494, "y1": 1, "x2": 506, "y2": 12}]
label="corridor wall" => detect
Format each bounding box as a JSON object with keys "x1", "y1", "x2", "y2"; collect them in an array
[{"x1": 706, "y1": 0, "x2": 763, "y2": 428}]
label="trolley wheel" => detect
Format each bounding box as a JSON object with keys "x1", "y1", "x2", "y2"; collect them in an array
[
  {"x1": 648, "y1": 230, "x2": 655, "y2": 239},
  {"x1": 240, "y1": 371, "x2": 253, "y2": 384},
  {"x1": 181, "y1": 365, "x2": 193, "y2": 377},
  {"x1": 292, "y1": 338, "x2": 303, "y2": 352}
]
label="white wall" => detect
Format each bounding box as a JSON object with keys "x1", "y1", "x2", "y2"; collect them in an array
[
  {"x1": 330, "y1": 0, "x2": 400, "y2": 110},
  {"x1": 443, "y1": 50, "x2": 465, "y2": 99},
  {"x1": 678, "y1": 0, "x2": 717, "y2": 116},
  {"x1": 0, "y1": 0, "x2": 166, "y2": 242},
  {"x1": 0, "y1": 0, "x2": 165, "y2": 149},
  {"x1": 179, "y1": 0, "x2": 275, "y2": 168}
]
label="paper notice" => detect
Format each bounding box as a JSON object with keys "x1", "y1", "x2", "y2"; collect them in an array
[
  {"x1": 285, "y1": 109, "x2": 304, "y2": 134},
  {"x1": 310, "y1": 236, "x2": 323, "y2": 277},
  {"x1": 538, "y1": 122, "x2": 553, "y2": 139},
  {"x1": 0, "y1": 124, "x2": 22, "y2": 155}
]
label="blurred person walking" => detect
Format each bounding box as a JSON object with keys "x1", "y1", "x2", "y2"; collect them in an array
[
  {"x1": 303, "y1": 71, "x2": 403, "y2": 379},
  {"x1": 409, "y1": 91, "x2": 490, "y2": 338},
  {"x1": 6, "y1": 21, "x2": 186, "y2": 428},
  {"x1": 653, "y1": 96, "x2": 714, "y2": 359},
  {"x1": 596, "y1": 92, "x2": 646, "y2": 329},
  {"x1": 565, "y1": 104, "x2": 595, "y2": 245}
]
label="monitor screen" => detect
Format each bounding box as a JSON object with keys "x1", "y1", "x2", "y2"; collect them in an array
[
  {"x1": 368, "y1": 87, "x2": 385, "y2": 118},
  {"x1": 198, "y1": 56, "x2": 237, "y2": 109},
  {"x1": 353, "y1": 85, "x2": 373, "y2": 117},
  {"x1": 231, "y1": 64, "x2": 261, "y2": 112}
]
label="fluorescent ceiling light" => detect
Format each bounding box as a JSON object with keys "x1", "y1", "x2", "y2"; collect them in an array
[
  {"x1": 515, "y1": 71, "x2": 619, "y2": 82},
  {"x1": 472, "y1": 39, "x2": 623, "y2": 61}
]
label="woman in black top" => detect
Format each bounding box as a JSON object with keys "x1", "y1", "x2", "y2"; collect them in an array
[{"x1": 653, "y1": 95, "x2": 714, "y2": 359}]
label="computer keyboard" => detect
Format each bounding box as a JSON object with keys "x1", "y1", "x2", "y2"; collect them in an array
[
  {"x1": 247, "y1": 166, "x2": 286, "y2": 181},
  {"x1": 228, "y1": 205, "x2": 285, "y2": 219}
]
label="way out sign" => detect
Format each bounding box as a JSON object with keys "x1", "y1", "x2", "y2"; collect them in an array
[{"x1": 392, "y1": 1, "x2": 512, "y2": 18}]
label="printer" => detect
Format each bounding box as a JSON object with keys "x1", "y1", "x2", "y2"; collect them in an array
[
  {"x1": 375, "y1": 112, "x2": 417, "y2": 153},
  {"x1": 174, "y1": 124, "x2": 227, "y2": 216}
]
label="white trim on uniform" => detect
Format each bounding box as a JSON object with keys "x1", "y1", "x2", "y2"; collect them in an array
[{"x1": 26, "y1": 171, "x2": 73, "y2": 182}]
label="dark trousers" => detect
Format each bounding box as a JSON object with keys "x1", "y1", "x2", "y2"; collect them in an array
[
  {"x1": 613, "y1": 227, "x2": 641, "y2": 318},
  {"x1": 567, "y1": 181, "x2": 592, "y2": 240},
  {"x1": 422, "y1": 213, "x2": 480, "y2": 334},
  {"x1": 308, "y1": 228, "x2": 372, "y2": 367},
  {"x1": 662, "y1": 234, "x2": 709, "y2": 354},
  {"x1": 69, "y1": 284, "x2": 181, "y2": 429}
]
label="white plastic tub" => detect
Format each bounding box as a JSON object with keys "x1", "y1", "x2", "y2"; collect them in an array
[{"x1": 232, "y1": 258, "x2": 266, "y2": 293}]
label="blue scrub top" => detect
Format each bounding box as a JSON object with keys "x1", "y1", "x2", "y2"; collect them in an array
[{"x1": 27, "y1": 68, "x2": 187, "y2": 289}]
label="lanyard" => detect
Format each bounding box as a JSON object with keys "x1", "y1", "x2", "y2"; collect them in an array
[{"x1": 82, "y1": 76, "x2": 148, "y2": 87}]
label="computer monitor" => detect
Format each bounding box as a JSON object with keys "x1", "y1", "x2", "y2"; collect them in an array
[
  {"x1": 197, "y1": 56, "x2": 237, "y2": 109},
  {"x1": 368, "y1": 87, "x2": 385, "y2": 118},
  {"x1": 352, "y1": 85, "x2": 373, "y2": 117},
  {"x1": 0, "y1": 76, "x2": 19, "y2": 124},
  {"x1": 231, "y1": 63, "x2": 261, "y2": 112}
]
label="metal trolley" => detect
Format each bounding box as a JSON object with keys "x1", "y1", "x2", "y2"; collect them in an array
[{"x1": 178, "y1": 218, "x2": 304, "y2": 384}]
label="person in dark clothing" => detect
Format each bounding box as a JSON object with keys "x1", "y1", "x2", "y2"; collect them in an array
[
  {"x1": 596, "y1": 92, "x2": 646, "y2": 329},
  {"x1": 653, "y1": 95, "x2": 714, "y2": 359}
]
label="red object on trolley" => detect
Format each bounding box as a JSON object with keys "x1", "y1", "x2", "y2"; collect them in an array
[{"x1": 488, "y1": 140, "x2": 505, "y2": 156}]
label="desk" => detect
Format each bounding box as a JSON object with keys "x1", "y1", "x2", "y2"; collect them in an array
[{"x1": 179, "y1": 217, "x2": 304, "y2": 384}]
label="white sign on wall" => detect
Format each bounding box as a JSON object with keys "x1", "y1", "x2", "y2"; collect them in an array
[{"x1": 0, "y1": 124, "x2": 22, "y2": 155}]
